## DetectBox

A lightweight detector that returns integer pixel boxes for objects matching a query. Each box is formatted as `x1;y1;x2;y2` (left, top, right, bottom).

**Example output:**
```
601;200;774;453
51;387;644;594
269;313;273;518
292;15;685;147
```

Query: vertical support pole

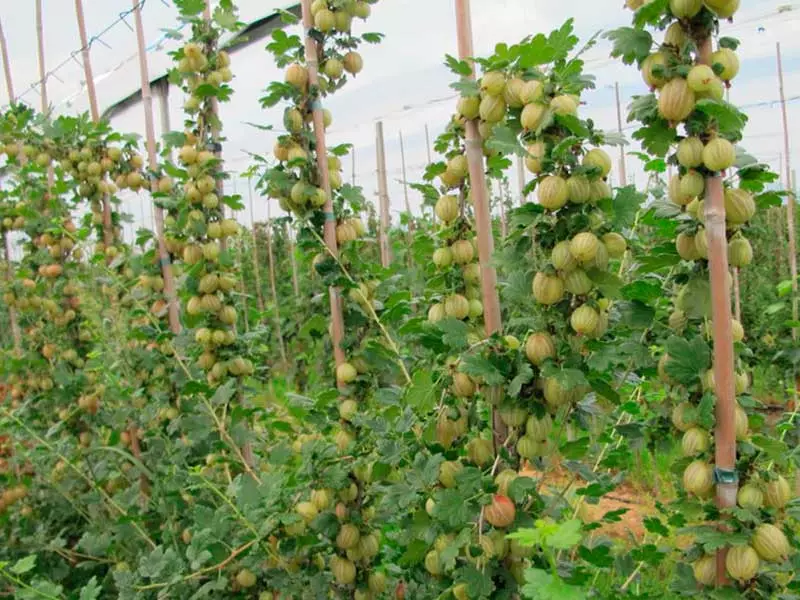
497;180;507;238
732;268;741;323
35;0;48;114
300;0;345;367
266;199;287;364
0;16;21;356
777;42;798;340
399;130;413;228
376;121;392;267
698;37;737;587
454;0;506;448
286;222;300;299
132;0;180;334
351;146;356;187
614;82;627;186
0;17;14;102
247;179;265;313
75;0;114;256
517;156;526;205
424;123;432;164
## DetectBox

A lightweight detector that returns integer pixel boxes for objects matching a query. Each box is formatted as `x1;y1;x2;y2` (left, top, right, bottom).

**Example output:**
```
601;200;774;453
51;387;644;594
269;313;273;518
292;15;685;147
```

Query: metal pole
497;180;507;238
614;82;627;186
300;0;345;367
699;37;737;586
131;0;180;334
351;146;356;187
777;42;798;340
733;268;741;322
454;0;506;448
375;121;391;267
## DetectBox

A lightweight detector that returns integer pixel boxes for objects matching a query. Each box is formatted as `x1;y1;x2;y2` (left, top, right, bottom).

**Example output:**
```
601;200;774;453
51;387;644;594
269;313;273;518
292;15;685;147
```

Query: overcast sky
1;0;799;244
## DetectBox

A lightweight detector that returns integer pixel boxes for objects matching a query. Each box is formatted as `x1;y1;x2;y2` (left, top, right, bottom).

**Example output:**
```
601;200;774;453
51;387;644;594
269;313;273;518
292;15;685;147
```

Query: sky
1;0;799;246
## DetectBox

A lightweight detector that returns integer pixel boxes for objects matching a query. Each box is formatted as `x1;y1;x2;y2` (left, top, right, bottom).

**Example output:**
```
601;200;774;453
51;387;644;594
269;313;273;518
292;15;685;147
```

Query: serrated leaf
10;555;36;574
664;336;710;386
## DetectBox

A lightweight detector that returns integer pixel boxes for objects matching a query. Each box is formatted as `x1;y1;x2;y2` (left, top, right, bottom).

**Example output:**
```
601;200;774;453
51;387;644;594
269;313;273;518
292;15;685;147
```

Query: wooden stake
699;37;737;587
0;17;21;356
777;42;798;340
75;0;114;257
131;0;180;334
517;155;526;206
496;179;507;238
376;121;391;267
351;146;356;187
0;17;14;103
247;178;265;313
35;0;47;115
266;199;287;364
614;82;627;186
424;123;432;164
300;0;345;367
454;0;506;448
286;222;300;299
399;130;414;230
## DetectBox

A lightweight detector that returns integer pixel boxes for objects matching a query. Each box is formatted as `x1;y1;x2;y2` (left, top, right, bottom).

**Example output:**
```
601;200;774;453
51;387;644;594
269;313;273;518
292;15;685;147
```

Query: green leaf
694;99;747;136
621;280;663;303
454;565;495;597
586;269;623;299
460;355;505;386
664;336;710;386
436;318;470;350
79;577;101;600
405;370;436;413
487;125;526;156
445;54;473;76
559;437;590;460
751;434;788;461
605;27;654;65
433;489;474;528
508;362;534;398
450;80;480;97
10;555;36;575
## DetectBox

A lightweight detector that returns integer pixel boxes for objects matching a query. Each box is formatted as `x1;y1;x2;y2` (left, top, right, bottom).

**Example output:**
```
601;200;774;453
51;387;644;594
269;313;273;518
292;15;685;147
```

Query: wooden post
614;82;627;186
777;42;798;340
35;0;48;114
351;146;356;187
266;198;287;364
376;121;391;267
75;0;114;256
286;222;300;299
399;130;413;226
497;179;507;238
517;155;526;205
131;0;180;334
0;17;14;102
247;178;265;313
698;37;737;586
424;123;432;164
300;0;345;367
0;17;21;356
454;0;506;448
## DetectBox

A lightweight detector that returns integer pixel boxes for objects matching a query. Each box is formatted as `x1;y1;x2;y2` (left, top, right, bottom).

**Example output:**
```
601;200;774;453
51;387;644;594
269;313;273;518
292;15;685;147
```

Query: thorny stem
0;407;157;550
